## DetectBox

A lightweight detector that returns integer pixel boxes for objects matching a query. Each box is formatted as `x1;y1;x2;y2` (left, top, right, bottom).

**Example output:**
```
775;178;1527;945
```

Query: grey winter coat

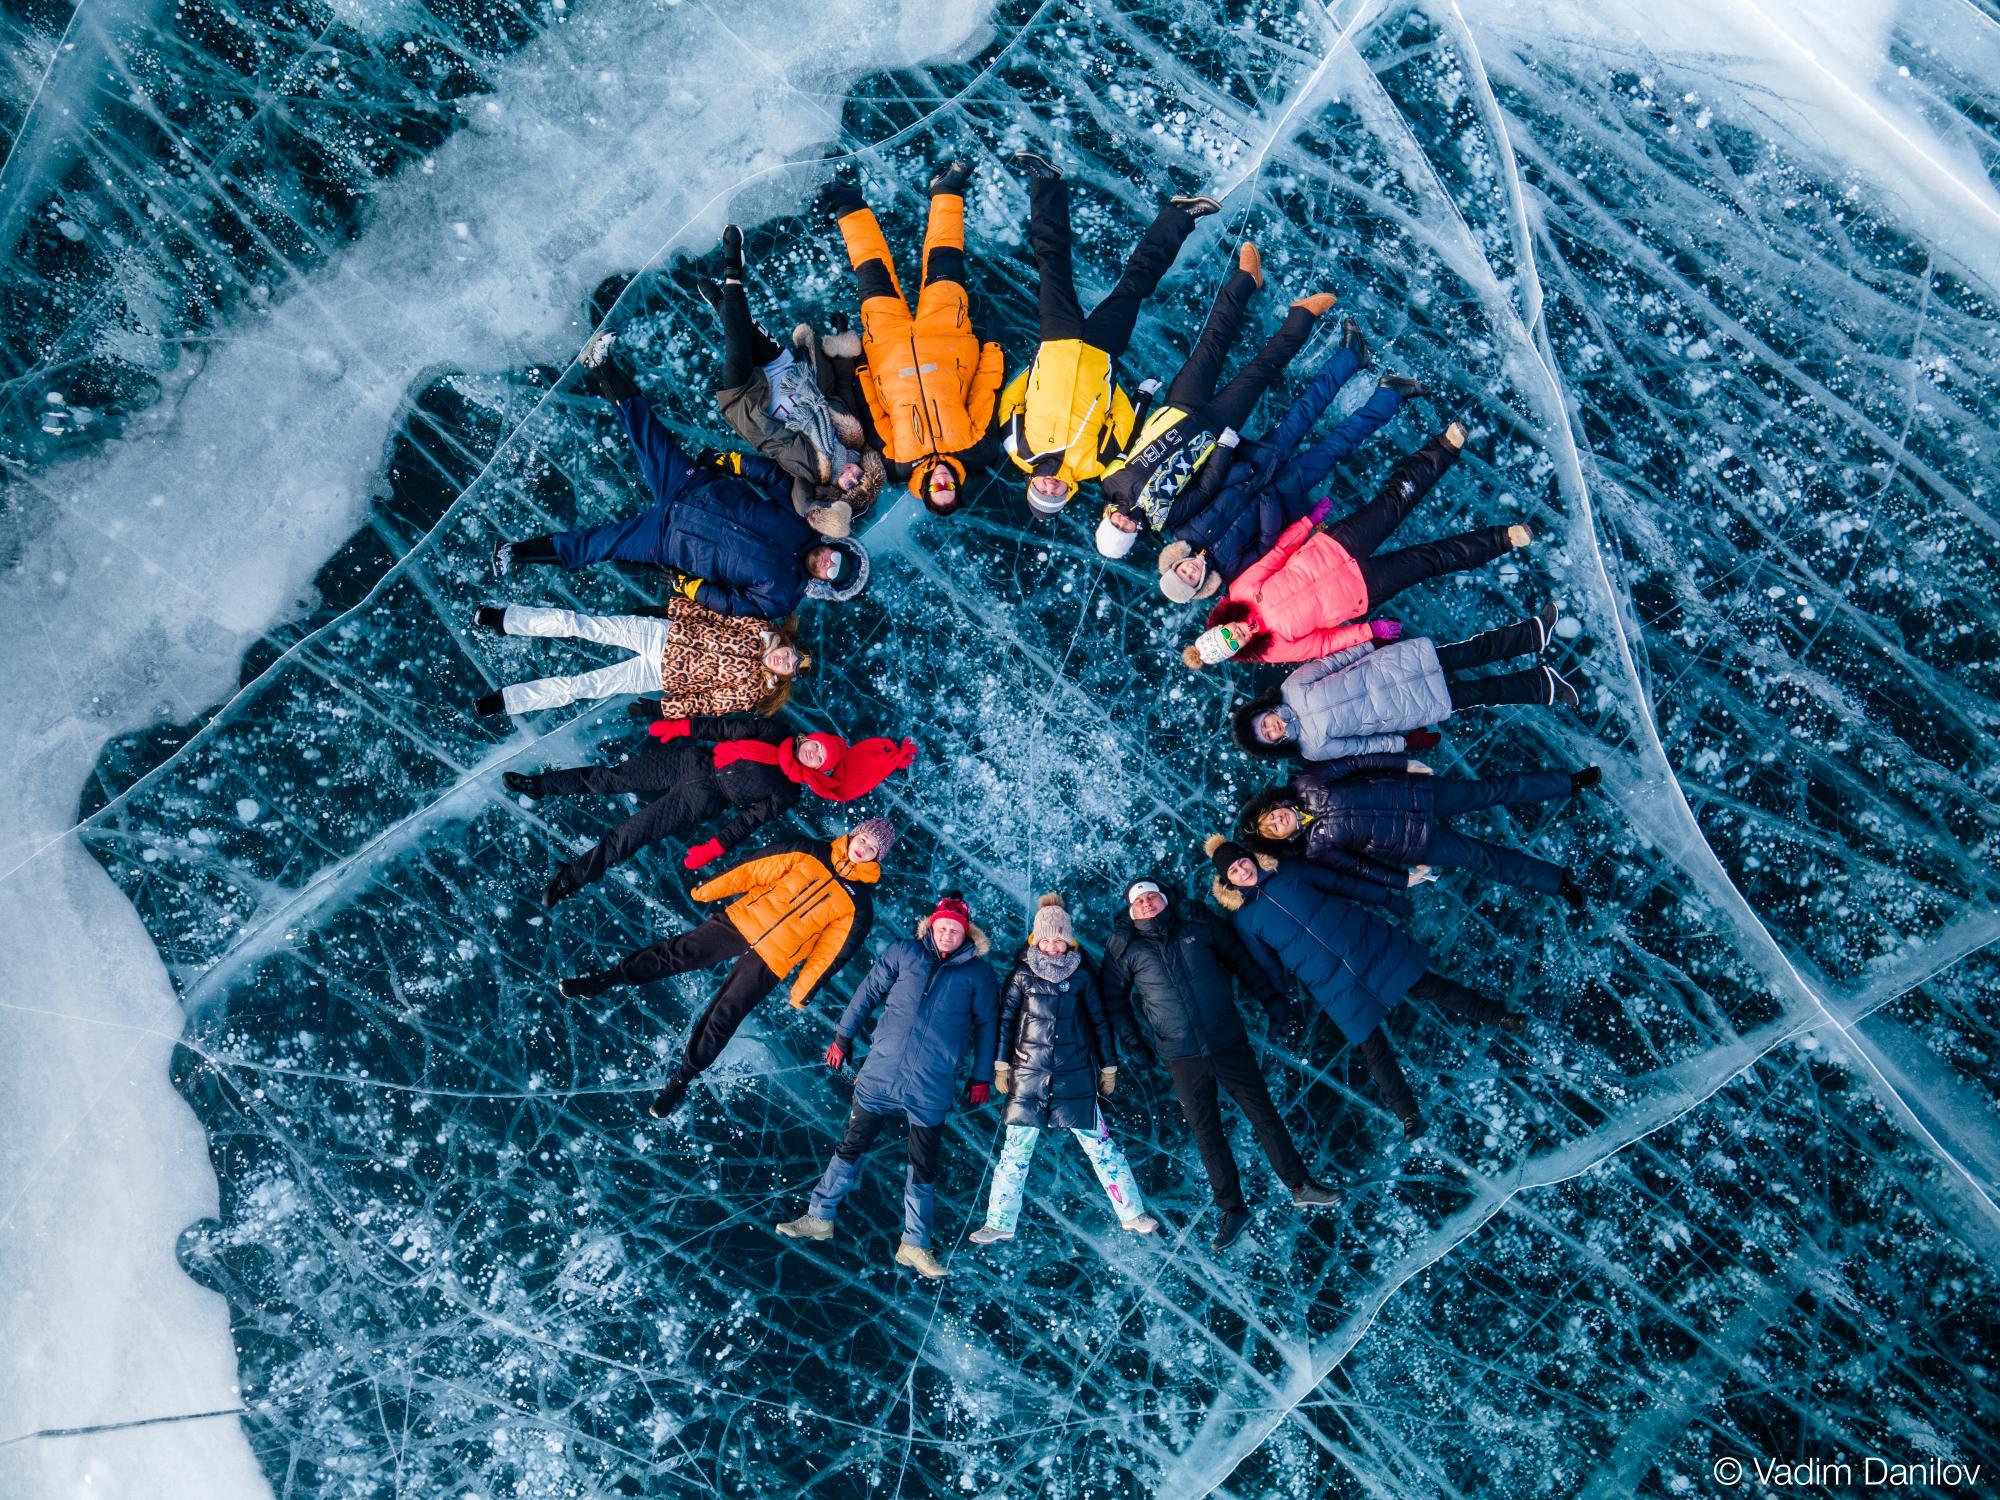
1282;639;1453;761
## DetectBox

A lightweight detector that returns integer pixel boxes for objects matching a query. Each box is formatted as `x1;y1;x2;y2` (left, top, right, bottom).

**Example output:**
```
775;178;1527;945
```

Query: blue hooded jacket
836;920;1000;1127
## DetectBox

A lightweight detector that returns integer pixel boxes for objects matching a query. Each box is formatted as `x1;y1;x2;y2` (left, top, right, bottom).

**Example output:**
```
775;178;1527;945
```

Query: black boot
1493;1010;1527;1035
695;278;725;312
814;175;866;219
501;770;544;800
928;159;972;196
647;1074;691;1120
1013;149;1061;181
558;969;615;1000
474;606;508;635
1341;316;1369;367
1533;601;1559;651
1545;664;1581;708
541;868;583;908
1171;193;1222;219
1210;1209;1251;1251
1570;765;1602;794
493;535;559;578
720;223;744;276
1380;373;1431;399
1402;1114;1429;1143
474;692;505;718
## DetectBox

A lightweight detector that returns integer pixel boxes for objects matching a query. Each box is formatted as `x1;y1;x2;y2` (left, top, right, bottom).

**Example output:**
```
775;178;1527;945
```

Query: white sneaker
579;329;616;369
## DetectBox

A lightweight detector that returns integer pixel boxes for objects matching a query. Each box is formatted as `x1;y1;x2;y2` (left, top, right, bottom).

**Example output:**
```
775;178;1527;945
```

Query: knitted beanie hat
1189;622;1247;667
850;816;897;855
1210;839;1254;880
1094;507;1138;559
930;893;971;931
1030;892;1075;948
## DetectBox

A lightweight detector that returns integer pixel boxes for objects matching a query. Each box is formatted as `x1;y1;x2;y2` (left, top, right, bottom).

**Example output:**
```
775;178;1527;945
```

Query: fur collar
1202;833;1278;911
916;914;991;956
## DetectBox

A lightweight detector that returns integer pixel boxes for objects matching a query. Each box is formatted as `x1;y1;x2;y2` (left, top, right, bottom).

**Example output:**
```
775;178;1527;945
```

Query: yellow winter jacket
998;338;1138;487
693;834;880;1006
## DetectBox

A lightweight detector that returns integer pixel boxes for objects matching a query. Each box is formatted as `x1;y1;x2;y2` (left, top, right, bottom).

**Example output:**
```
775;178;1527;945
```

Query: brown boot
1237;242;1263;288
1291;292;1337;317
893;1243;949;1279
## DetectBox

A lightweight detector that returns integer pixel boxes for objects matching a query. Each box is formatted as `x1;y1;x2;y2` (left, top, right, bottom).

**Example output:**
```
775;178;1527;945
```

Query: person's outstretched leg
1357;1027;1421;1129
614;391;700;513
1210;1040;1311;1191
498;654;664;715
1419;826;1565;894
1322;429;1463;561
530;743;701;799
1406;969;1509;1025
545;772;728;898
1275;380;1407;506
980;1126;1042;1236
1164;266;1260;411
1200;301;1322;434
561;914;748;996
498;606;667;655
1357;524;1522;609
805;1106;891;1224
1435;612;1547;671
1166;1053;1245;1214
1071;1115;1149;1226
718;281;784;388
901;1121;943;1250
675;951;784;1079
1428;768;1574;818
833;199;909;340
1027;176;1087;340
1445;665;1564;709
919;185;967;291
1083;200;1202;358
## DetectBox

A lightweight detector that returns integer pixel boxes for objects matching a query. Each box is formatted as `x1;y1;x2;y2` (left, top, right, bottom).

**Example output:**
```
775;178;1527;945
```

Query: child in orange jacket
821;162;1004;513
559;818;895;1120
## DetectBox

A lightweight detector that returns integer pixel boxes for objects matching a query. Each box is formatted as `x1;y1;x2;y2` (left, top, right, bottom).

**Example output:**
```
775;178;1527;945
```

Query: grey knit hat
851;817;897;854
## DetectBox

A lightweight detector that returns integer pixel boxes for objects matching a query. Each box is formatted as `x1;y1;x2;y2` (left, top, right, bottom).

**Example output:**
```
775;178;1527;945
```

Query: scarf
1270;703;1303;744
1024;947;1081;984
711;732;917;802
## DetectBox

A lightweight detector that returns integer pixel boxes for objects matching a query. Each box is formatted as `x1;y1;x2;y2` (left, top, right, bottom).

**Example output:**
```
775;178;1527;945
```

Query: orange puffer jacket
1219;513;1378;663
692;834;880;1006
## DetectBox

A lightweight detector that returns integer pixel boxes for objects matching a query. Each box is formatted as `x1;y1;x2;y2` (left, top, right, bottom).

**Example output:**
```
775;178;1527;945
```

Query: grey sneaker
1290;1181;1338;1208
1121;1214;1161;1235
775;1213;834;1242
968;1225;1013;1245
894;1243;949;1279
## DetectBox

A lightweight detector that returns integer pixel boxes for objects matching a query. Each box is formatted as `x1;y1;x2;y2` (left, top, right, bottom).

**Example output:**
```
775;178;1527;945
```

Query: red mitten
825;1039;848;1071
1370;618;1403;641
1405;728;1441;751
966;1082;992;1106
648;718;692;742
682;838;724;870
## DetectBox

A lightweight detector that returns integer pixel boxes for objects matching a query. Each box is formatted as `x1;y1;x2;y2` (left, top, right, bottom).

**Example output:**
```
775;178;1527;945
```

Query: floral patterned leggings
982;1113;1148;1234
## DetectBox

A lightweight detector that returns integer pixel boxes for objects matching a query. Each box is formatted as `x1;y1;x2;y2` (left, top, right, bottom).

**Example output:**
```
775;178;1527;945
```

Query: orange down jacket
692;834;880;1006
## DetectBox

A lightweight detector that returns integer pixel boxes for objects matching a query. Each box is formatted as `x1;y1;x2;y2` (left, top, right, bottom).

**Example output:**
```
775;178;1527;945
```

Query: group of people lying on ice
476;155;1595;1274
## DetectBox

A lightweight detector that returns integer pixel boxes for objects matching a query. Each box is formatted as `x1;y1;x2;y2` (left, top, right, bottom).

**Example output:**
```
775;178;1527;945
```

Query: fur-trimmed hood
916;913;992;956
1203;833;1279;911
803;536;870;602
814;447;888;511
1158;539;1222;603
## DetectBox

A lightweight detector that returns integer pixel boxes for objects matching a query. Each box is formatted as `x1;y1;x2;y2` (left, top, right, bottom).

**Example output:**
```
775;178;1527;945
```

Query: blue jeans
808;1103;942;1249
1421;769;1572;893
550;395;696;568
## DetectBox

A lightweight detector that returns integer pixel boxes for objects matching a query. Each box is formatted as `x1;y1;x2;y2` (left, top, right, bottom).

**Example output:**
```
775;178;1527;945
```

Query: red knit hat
930;894;971;931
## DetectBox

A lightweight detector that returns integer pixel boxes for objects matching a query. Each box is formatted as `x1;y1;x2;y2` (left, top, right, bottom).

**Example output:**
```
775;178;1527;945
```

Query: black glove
626;698;664;719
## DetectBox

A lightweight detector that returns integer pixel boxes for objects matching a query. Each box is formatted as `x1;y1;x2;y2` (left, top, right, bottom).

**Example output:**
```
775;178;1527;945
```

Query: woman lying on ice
997;150;1219;516
1180;424;1531;669
1093;243;1337;560
469;594;804;719
1231;606;1581;762
696;224;887;538
489;334;868;618
971;894;1160;1246
505;717;917;907
776;890;1001;1282
1206;836;1523;1143
1149;321;1427;603
821;160;1005;513
1237;759;1600;906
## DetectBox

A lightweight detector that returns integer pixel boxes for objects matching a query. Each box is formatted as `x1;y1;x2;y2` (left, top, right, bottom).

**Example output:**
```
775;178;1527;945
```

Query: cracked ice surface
5;0;1999;1495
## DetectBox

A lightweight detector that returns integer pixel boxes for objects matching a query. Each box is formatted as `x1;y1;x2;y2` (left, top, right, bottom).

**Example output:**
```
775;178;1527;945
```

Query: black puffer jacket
1241;755;1435;873
1098;893;1285;1062
997;953;1114;1131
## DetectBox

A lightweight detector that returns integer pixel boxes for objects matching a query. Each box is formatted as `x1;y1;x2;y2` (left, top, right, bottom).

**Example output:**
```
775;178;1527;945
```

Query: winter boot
1291;292;1337;317
1171;193;1222;219
694;278;726;312
720;223;744;277
557;970;614;1000
1380;373;1431;400
1340;316;1369;366
894;1243;949;1279
474;692;505;718
502;771;545;800
1211;1209;1251;1251
1290;1181;1339;1208
540;868;583;908
1570;764;1602;794
1545;664;1581;708
1532;601;1559;651
775;1212;834;1242
1013;150;1062;181
807;501;853;538
1237;242;1263;289
1402;1114;1430;1143
968;1225;1014;1246
1443;421;1467;450
647;1075;691;1120
928;159;973;196
474;606;508;635
1506;523;1533;548
813;175;867;220
1121;1214;1161;1236
494;535;559;578
1493;1010;1528;1035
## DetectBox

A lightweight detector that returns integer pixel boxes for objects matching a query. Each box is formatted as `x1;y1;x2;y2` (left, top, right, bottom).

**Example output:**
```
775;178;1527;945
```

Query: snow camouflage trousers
497;606;667;713
981;1113;1147;1234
